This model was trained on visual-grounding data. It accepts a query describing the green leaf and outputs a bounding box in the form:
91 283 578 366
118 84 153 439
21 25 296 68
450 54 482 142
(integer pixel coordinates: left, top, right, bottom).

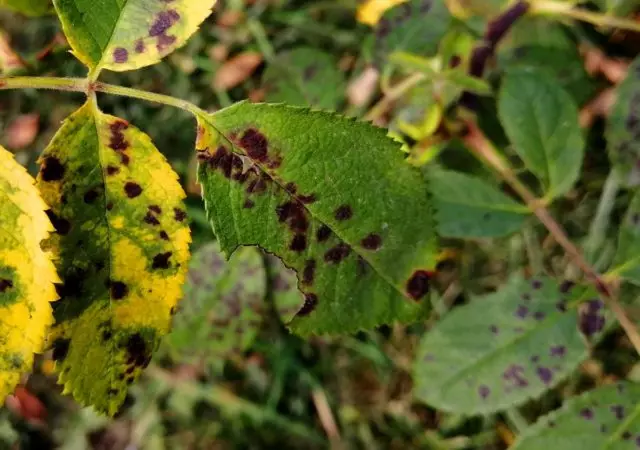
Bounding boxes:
375 0 451 63
607 56 640 187
266 254 305 324
611 193 640 284
0 0 52 16
498 68 585 198
0 146 58 402
429 168 529 238
196 103 437 336
167 242 266 367
414 274 602 414
37 100 191 415
512 382 640 449
262 47 345 110
53 0 216 75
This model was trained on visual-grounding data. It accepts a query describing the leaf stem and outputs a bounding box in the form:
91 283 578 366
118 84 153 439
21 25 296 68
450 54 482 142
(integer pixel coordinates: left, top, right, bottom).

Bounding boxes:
0 76 88 92
532 1 640 33
462 121 640 356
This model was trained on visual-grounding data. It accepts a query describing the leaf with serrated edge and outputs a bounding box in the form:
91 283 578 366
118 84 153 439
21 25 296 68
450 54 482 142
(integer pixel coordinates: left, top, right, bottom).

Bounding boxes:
196 102 437 336
0 146 58 402
53 0 216 74
414 274 601 414
429 168 529 238
167 242 266 366
37 100 191 415
498 68 585 198
266 254 305 324
512 382 640 449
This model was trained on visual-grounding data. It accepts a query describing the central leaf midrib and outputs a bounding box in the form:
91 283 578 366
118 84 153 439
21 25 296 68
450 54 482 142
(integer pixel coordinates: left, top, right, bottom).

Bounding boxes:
94 0 132 75
200 115 411 301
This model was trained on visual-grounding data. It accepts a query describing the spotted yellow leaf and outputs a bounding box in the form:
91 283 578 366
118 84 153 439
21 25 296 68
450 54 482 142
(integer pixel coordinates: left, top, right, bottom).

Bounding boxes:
37 99 190 415
356 0 407 25
53 0 216 76
0 146 58 402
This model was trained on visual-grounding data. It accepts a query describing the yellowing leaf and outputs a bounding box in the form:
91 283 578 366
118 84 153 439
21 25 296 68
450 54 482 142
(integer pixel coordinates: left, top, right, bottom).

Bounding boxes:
37 100 190 415
53 0 216 76
356 0 407 25
0 145 58 402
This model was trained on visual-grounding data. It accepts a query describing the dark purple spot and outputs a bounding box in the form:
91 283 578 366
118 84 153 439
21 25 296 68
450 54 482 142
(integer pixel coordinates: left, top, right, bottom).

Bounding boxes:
503 364 528 388
120 153 130 165
579 306 605 337
299 194 317 204
531 279 542 289
515 305 529 319
276 201 308 233
149 10 180 37
52 338 70 361
152 252 172 269
106 165 120 176
550 345 566 357
303 259 316 285
125 333 150 367
159 231 169 240
243 199 255 209
239 129 268 162
174 208 187 222
297 294 318 316
489 325 499 334
124 182 142 198
149 205 161 214
41 156 65 181
335 205 353 221
0 279 12 293
316 225 331 242
135 39 145 53
143 211 160 226
580 407 593 420
536 366 553 385
534 311 545 320
559 280 575 293
361 233 382 250
324 243 351 264
113 47 128 63
45 210 71 235
110 281 128 300
406 270 431 300
478 385 490 399
611 404 625 420
285 182 297 194
290 234 307 252
156 34 176 51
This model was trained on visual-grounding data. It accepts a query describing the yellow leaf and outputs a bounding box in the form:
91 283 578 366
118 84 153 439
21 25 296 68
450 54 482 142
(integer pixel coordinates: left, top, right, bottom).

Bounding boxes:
356 0 408 25
0 145 58 402
37 100 191 415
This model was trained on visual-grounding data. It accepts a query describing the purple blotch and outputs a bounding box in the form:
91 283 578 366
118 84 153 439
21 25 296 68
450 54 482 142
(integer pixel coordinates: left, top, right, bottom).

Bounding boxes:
559 280 575 293
550 345 566 357
536 366 553 385
489 325 499 334
611 404 625 420
530 355 539 363
534 311 546 320
478 385 490 399
532 279 543 289
580 407 594 420
113 47 128 63
503 364 528 388
515 305 529 319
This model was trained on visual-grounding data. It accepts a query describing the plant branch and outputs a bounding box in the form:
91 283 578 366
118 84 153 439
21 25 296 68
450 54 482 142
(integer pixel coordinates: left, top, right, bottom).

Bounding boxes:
462 120 640 355
532 1 640 34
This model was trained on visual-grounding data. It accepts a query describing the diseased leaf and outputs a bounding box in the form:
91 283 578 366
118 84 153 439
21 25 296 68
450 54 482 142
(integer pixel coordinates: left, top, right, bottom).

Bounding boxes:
262 47 345 110
37 100 191 415
611 193 640 284
196 102 437 336
0 146 58 402
167 242 266 367
512 382 640 449
266 254 305 324
607 55 640 186
429 168 529 238
0 0 52 16
375 0 451 64
499 68 585 198
53 0 216 75
414 274 603 414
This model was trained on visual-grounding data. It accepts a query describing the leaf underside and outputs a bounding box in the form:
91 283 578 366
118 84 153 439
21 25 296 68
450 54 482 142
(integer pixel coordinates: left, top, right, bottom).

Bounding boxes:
512 382 640 449
0 146 58 402
37 101 191 415
414 274 605 414
196 102 437 336
53 0 216 73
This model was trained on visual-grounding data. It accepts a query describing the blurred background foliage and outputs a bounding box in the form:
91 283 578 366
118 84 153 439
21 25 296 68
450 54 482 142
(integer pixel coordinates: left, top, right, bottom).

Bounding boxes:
2 0 640 448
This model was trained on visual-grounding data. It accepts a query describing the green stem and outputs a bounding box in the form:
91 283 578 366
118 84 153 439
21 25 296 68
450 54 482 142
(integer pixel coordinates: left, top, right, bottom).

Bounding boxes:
583 170 621 264
532 1 640 33
0 76 87 92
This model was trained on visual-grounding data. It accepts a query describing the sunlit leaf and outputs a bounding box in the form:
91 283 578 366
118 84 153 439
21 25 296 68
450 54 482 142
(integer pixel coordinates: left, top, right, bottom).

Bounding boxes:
414 274 602 414
37 100 191 415
53 0 216 75
0 0 52 16
498 68 585 198
0 146 58 402
262 47 345 110
196 103 437 336
167 242 266 368
429 168 529 238
512 382 640 449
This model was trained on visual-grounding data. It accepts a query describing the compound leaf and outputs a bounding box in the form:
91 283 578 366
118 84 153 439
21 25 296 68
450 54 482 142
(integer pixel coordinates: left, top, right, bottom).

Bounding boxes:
499 68 585 198
196 102 437 336
0 0 52 16
429 168 529 238
512 382 640 449
53 0 216 75
167 242 266 369
37 100 190 415
414 274 602 414
0 146 58 402
262 47 345 110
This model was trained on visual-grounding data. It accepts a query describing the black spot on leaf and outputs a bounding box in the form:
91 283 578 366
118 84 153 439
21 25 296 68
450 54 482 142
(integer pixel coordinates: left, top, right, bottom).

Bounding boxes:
406 270 431 300
143 211 160 226
152 252 172 269
110 281 128 300
0 279 13 293
83 189 99 204
335 205 353 221
109 121 129 151
174 208 187 222
124 182 142 198
41 156 65 181
159 231 169 240
125 333 150 367
290 234 307 252
361 233 382 250
52 338 70 361
297 294 318 316
106 165 120 176
303 259 316 285
243 199 255 209
276 201 309 232
324 243 351 263
239 129 269 162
